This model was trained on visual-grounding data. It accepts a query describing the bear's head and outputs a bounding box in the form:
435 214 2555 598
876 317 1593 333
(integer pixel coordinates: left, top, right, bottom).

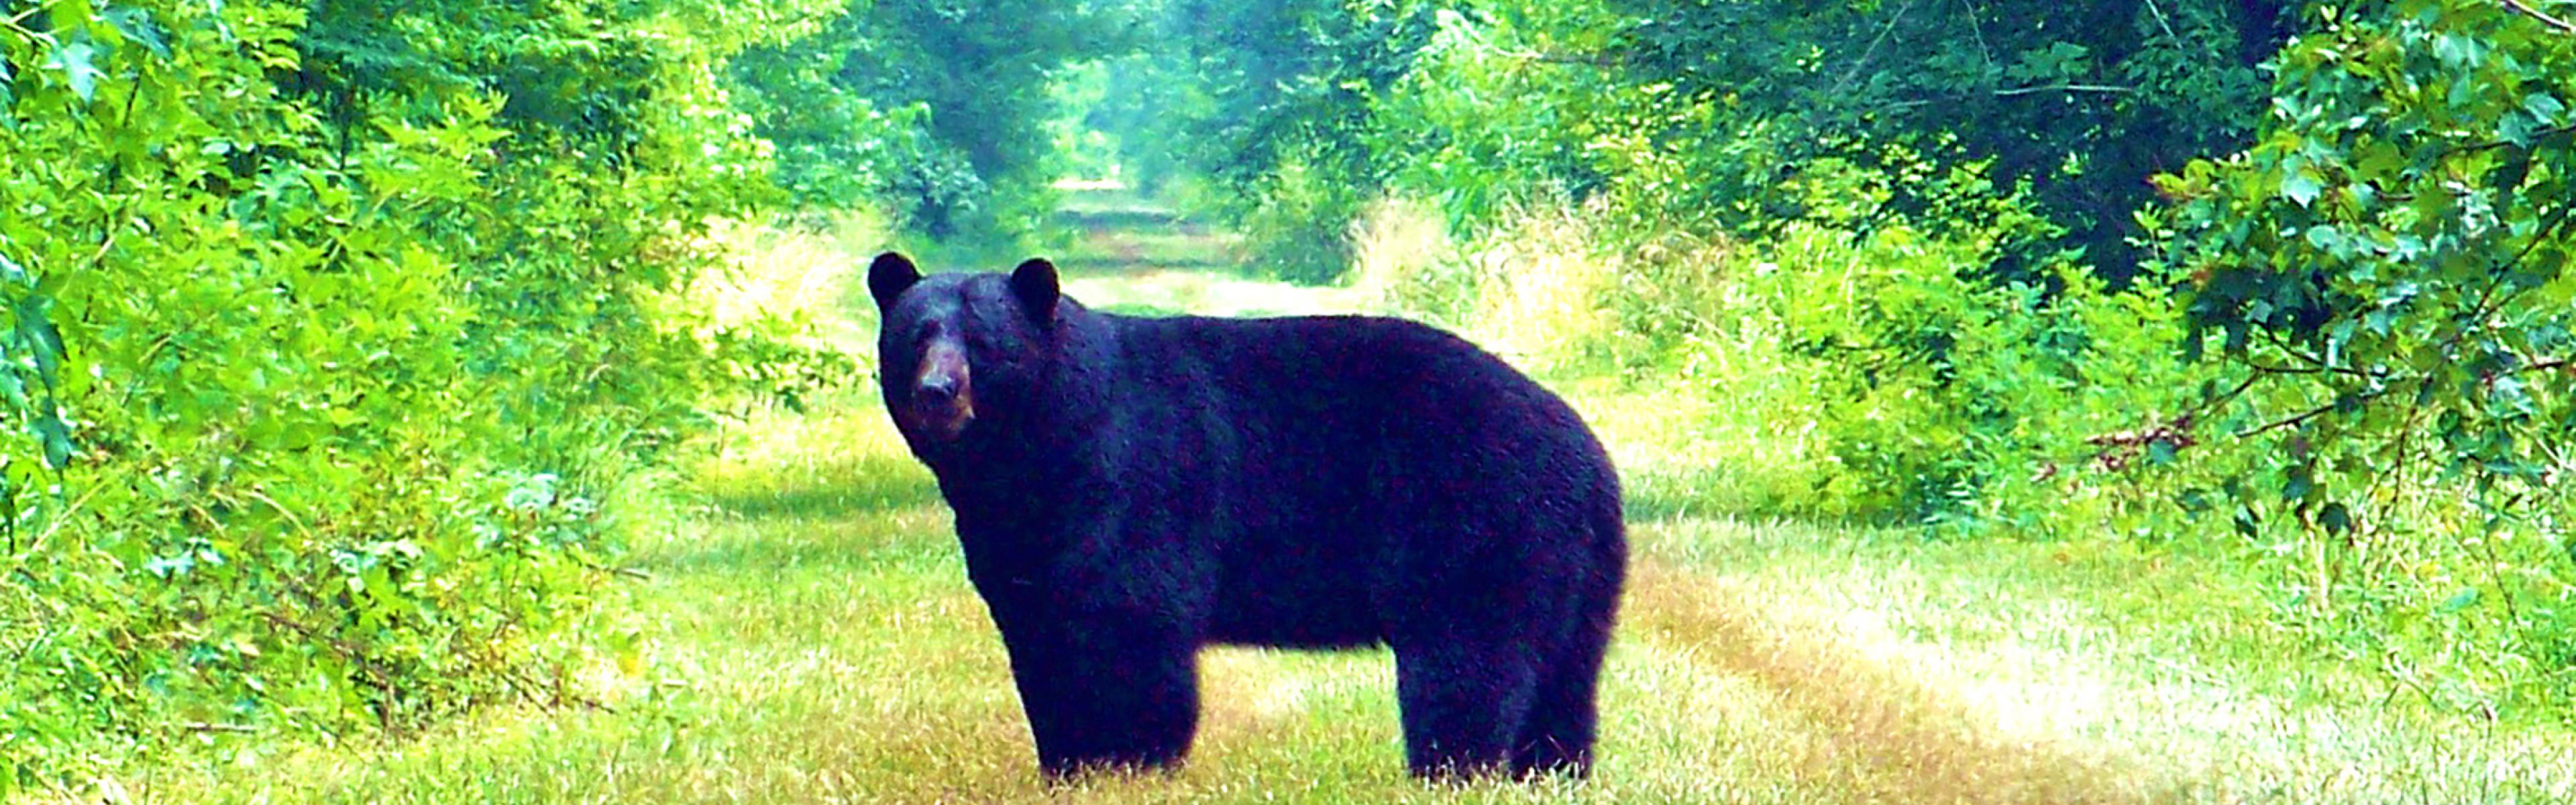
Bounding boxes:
867 252 1061 449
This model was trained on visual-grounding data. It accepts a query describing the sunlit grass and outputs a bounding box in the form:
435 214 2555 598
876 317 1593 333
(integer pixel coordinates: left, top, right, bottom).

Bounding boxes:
112 382 2574 804
1053 204 1357 320
93 397 1798 804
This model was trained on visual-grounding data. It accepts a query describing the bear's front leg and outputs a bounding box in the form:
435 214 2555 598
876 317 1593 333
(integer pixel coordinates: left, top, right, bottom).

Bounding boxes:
994 609 1201 780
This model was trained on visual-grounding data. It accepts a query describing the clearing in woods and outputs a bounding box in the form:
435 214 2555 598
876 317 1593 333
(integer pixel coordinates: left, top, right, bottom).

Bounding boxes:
113 194 2572 804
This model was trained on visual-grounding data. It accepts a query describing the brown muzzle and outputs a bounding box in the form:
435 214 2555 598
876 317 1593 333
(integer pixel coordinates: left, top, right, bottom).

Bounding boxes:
905 341 975 441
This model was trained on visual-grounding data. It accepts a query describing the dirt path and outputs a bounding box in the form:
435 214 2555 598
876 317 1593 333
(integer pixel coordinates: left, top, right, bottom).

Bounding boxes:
1623 564 2176 805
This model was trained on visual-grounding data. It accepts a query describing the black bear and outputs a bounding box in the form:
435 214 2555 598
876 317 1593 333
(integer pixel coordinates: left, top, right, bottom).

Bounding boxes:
867 252 1625 782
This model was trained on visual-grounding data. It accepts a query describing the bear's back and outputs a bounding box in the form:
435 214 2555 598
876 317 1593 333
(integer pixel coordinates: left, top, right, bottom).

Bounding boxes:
1089 312 1617 648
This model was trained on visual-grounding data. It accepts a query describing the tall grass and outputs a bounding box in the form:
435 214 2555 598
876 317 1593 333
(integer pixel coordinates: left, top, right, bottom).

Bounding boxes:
682 210 892 354
1350 198 1607 372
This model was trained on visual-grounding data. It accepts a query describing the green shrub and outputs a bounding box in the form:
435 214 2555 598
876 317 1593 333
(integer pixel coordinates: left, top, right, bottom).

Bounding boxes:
2142 0 2576 715
1534 156 2220 528
0 1 837 789
1234 150 1371 284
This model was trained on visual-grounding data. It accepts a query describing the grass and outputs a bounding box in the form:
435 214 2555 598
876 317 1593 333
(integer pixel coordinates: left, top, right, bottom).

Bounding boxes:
66 195 2576 804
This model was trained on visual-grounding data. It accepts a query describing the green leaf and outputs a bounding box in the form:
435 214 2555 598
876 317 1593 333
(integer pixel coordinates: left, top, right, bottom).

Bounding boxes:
32 408 72 470
2281 170 2321 207
2318 502 2352 534
144 554 195 578
2528 93 2567 125
44 37 106 103
2431 34 2480 69
2436 588 2481 614
101 5 172 60
2304 225 2342 253
15 294 64 386
2363 305 2398 335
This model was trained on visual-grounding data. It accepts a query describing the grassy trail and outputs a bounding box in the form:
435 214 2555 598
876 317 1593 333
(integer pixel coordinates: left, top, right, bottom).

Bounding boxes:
111 197 2571 804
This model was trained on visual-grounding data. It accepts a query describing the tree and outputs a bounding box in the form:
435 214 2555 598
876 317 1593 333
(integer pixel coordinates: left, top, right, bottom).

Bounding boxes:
1610 0 2288 281
2153 0 2575 544
733 0 1136 239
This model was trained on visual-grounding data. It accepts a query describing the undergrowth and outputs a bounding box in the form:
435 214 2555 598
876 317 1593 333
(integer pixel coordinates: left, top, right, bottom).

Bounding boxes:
1347 173 2576 727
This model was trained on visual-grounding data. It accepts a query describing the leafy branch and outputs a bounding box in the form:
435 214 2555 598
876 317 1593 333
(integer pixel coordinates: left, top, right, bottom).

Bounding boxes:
1495 50 1625 68
1990 83 2138 97
2234 355 2568 439
1882 84 2140 111
2498 0 2576 34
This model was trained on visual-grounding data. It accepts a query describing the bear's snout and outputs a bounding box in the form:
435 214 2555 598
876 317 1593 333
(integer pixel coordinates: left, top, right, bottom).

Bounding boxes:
906 341 975 441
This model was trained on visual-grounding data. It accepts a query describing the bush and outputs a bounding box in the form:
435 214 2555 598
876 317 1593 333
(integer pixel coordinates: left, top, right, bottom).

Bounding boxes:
1741 221 2221 529
0 1 837 788
1522 158 2220 528
1233 150 1371 284
2142 0 2576 713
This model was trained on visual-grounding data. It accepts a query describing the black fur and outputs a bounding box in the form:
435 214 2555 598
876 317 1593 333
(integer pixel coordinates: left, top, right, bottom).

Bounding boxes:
869 252 1626 781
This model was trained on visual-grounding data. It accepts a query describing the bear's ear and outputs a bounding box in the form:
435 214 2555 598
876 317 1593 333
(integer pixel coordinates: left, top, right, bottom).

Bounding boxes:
1010 258 1060 322
868 252 922 309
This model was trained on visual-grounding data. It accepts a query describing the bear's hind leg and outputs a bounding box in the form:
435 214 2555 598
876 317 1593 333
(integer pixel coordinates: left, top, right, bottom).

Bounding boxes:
1509 639 1605 778
1393 644 1539 780
1513 519 1623 780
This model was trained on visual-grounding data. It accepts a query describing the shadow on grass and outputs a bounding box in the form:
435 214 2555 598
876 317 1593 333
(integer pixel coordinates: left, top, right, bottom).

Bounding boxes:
685 406 949 523
1052 206 1189 231
1057 256 1244 278
1623 485 1713 525
645 512 960 578
702 483 933 521
1619 462 1757 525
1621 476 1878 532
652 454 955 576
1086 301 1189 317
699 458 941 521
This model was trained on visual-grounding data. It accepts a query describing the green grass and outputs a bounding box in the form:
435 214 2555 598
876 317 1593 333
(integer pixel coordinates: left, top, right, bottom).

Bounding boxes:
64 196 2576 804
106 387 2574 804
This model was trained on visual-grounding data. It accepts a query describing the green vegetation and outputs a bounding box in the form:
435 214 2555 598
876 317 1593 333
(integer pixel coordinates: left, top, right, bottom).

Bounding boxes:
727 0 1129 240
4 0 2573 800
80 209 2576 803
1108 0 2576 735
0 0 844 790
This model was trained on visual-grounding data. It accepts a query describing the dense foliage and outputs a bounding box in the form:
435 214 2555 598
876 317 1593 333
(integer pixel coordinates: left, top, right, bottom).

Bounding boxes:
729 0 1130 240
1607 0 2288 280
2154 0 2573 539
2149 0 2576 702
6 0 2573 789
1115 0 2288 281
0 0 845 788
1081 0 1440 280
1084 0 2575 716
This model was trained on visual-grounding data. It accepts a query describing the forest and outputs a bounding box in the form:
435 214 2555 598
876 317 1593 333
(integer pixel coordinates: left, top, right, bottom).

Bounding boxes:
2 0 2571 801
